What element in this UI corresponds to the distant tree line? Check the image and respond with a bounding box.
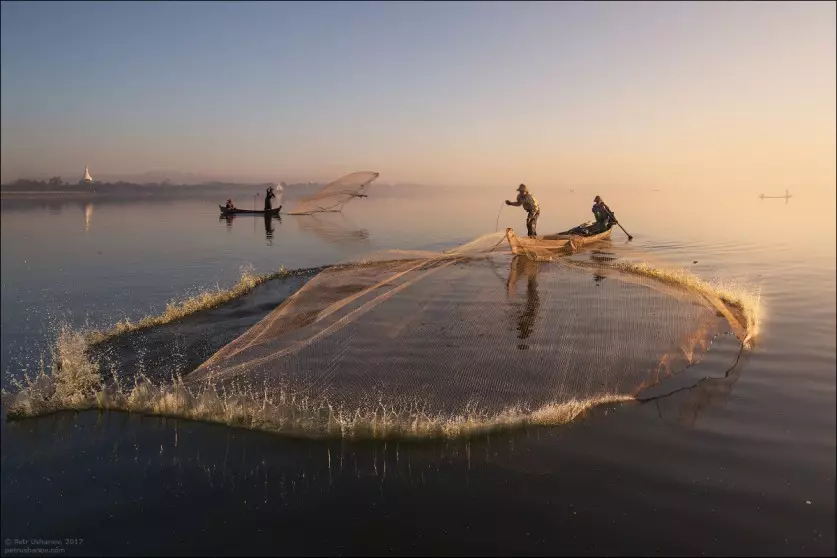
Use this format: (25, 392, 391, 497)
(8, 177, 66, 187)
(0, 178, 299, 199)
(4, 177, 281, 188)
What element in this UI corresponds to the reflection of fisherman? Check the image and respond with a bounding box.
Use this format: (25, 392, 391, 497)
(507, 256, 541, 341)
(591, 195, 616, 232)
(506, 184, 540, 238)
(264, 213, 275, 242)
(264, 186, 276, 211)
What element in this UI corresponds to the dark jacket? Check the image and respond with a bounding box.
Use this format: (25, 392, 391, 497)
(592, 201, 612, 223)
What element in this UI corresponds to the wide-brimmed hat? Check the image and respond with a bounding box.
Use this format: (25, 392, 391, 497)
(517, 184, 528, 192)
(594, 195, 602, 202)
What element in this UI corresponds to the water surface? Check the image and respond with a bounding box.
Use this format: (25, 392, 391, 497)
(1, 186, 834, 555)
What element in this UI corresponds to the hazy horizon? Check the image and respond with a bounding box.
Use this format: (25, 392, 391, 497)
(2, 1, 835, 193)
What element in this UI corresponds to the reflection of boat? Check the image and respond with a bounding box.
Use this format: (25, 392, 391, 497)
(505, 222, 613, 255)
(219, 204, 282, 216)
(219, 212, 281, 229)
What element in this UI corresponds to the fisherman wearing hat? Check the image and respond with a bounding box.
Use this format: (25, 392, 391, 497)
(591, 195, 615, 232)
(505, 184, 541, 238)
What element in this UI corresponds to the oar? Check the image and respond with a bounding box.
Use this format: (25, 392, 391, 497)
(604, 206, 633, 240)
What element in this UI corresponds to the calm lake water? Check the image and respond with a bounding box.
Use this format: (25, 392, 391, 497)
(1, 185, 835, 556)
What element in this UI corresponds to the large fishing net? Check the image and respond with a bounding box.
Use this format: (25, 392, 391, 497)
(3, 231, 757, 440)
(288, 172, 379, 215)
(179, 234, 754, 438)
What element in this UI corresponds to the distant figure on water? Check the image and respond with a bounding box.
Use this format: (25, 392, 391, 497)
(506, 184, 540, 238)
(591, 195, 616, 232)
(265, 186, 276, 211)
(225, 199, 236, 212)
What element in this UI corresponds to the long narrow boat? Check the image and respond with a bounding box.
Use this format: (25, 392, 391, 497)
(219, 204, 282, 216)
(505, 222, 613, 256)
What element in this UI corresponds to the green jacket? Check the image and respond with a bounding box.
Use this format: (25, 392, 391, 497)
(511, 192, 540, 213)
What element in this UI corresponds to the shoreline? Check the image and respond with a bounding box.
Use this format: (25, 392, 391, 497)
(1, 190, 94, 195)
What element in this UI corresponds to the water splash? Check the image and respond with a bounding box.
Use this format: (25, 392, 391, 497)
(560, 258, 762, 347)
(3, 250, 762, 441)
(84, 265, 300, 346)
(3, 331, 633, 440)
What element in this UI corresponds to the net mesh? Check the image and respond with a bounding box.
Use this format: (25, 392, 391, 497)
(289, 172, 379, 215)
(3, 234, 757, 440)
(181, 239, 751, 437)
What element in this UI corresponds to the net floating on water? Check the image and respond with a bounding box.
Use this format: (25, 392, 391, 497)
(179, 242, 753, 438)
(4, 236, 759, 441)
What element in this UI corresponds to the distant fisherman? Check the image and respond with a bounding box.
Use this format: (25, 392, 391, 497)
(264, 186, 276, 211)
(506, 184, 540, 238)
(591, 195, 616, 232)
(225, 198, 236, 211)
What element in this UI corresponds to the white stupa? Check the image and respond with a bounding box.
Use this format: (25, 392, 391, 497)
(80, 164, 93, 184)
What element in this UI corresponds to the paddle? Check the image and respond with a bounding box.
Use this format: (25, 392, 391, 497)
(603, 205, 633, 240)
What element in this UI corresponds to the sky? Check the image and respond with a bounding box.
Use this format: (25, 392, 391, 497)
(1, 1, 835, 191)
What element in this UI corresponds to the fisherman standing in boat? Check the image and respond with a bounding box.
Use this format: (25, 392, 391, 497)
(264, 186, 276, 211)
(506, 184, 540, 238)
(591, 195, 616, 232)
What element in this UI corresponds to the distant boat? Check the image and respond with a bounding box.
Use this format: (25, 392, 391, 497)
(759, 189, 792, 200)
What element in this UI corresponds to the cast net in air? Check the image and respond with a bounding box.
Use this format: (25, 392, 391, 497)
(288, 171, 379, 215)
(179, 236, 756, 439)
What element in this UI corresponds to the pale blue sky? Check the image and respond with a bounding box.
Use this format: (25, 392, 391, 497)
(1, 1, 834, 189)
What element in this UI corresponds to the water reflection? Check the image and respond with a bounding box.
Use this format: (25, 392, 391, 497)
(0, 325, 779, 558)
(0, 345, 755, 506)
(264, 213, 276, 244)
(640, 335, 753, 429)
(84, 203, 94, 231)
(217, 213, 282, 243)
(219, 214, 234, 231)
(293, 213, 370, 247)
(506, 256, 541, 345)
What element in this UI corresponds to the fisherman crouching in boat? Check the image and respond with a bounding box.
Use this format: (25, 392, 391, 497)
(591, 195, 616, 233)
(264, 186, 276, 211)
(506, 184, 541, 238)
(225, 199, 236, 212)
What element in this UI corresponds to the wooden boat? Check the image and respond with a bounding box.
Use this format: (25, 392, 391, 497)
(505, 222, 613, 255)
(219, 204, 282, 216)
